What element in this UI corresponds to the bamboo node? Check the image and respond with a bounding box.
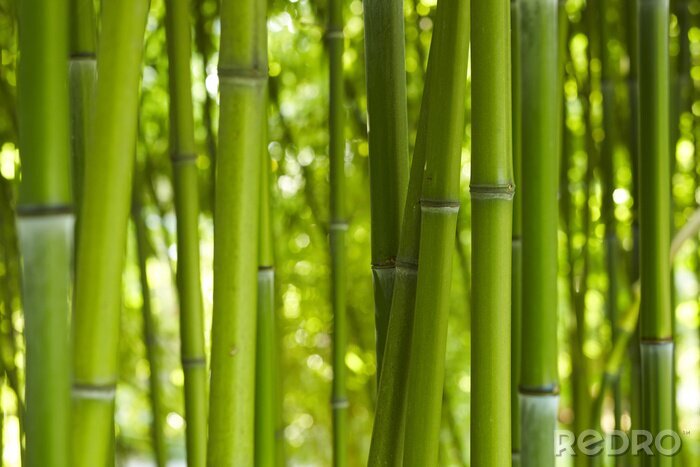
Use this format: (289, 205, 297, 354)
(331, 397, 349, 409)
(181, 356, 206, 369)
(469, 183, 515, 200)
(217, 67, 268, 86)
(420, 199, 460, 214)
(17, 203, 73, 217)
(171, 152, 198, 165)
(330, 221, 349, 231)
(72, 382, 117, 401)
(324, 28, 344, 41)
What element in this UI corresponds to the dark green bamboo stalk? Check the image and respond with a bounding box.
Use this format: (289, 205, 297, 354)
(362, 0, 409, 374)
(511, 0, 523, 464)
(255, 112, 279, 467)
(16, 0, 72, 465)
(401, 0, 469, 463)
(471, 0, 514, 465)
(327, 0, 347, 462)
(133, 185, 168, 467)
(519, 0, 559, 465)
(207, 0, 266, 462)
(163, 1, 208, 465)
(69, 0, 96, 214)
(638, 0, 673, 465)
(70, 1, 149, 465)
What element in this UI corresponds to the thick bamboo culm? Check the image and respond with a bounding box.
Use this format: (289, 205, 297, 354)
(16, 0, 72, 465)
(163, 1, 208, 465)
(402, 0, 470, 463)
(206, 0, 267, 463)
(471, 0, 514, 466)
(510, 0, 523, 464)
(362, 0, 409, 375)
(70, 1, 150, 465)
(519, 0, 559, 465)
(327, 0, 348, 462)
(637, 1, 674, 466)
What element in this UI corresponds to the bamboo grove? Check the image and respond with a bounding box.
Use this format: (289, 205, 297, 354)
(0, 0, 698, 465)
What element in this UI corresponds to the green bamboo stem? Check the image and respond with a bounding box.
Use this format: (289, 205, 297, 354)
(255, 109, 279, 467)
(16, 0, 72, 464)
(471, 0, 514, 465)
(70, 1, 149, 465)
(519, 0, 559, 465)
(133, 186, 168, 467)
(638, 0, 673, 465)
(511, 0, 523, 464)
(163, 1, 208, 464)
(69, 0, 96, 216)
(362, 0, 409, 375)
(327, 0, 347, 462)
(401, 0, 469, 463)
(207, 0, 266, 462)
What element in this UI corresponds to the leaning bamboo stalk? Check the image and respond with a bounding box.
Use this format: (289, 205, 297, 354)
(638, 1, 673, 465)
(362, 0, 409, 374)
(519, 0, 559, 465)
(511, 0, 523, 464)
(401, 0, 470, 463)
(163, 1, 208, 464)
(206, 0, 267, 462)
(326, 0, 348, 462)
(132, 182, 168, 467)
(16, 0, 72, 464)
(70, 0, 150, 465)
(471, 0, 513, 465)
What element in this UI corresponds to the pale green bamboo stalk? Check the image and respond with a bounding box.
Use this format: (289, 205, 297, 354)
(637, 0, 673, 465)
(70, 1, 150, 465)
(401, 0, 470, 463)
(132, 185, 168, 467)
(362, 0, 409, 374)
(471, 0, 514, 465)
(519, 0, 559, 465)
(163, 1, 208, 464)
(327, 0, 347, 462)
(16, 0, 72, 465)
(207, 0, 267, 462)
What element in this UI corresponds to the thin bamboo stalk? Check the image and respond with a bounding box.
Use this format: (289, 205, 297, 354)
(70, 1, 150, 465)
(401, 0, 470, 463)
(519, 0, 559, 465)
(511, 0, 523, 464)
(132, 183, 168, 467)
(68, 0, 96, 215)
(362, 0, 409, 375)
(327, 0, 347, 462)
(471, 0, 513, 465)
(637, 0, 673, 465)
(163, 1, 208, 464)
(206, 0, 267, 462)
(16, 0, 72, 464)
(255, 108, 279, 467)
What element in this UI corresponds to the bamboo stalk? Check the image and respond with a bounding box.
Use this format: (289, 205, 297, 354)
(362, 0, 409, 375)
(70, 1, 150, 465)
(16, 0, 72, 464)
(163, 1, 208, 464)
(132, 183, 168, 467)
(327, 0, 347, 462)
(638, 0, 673, 465)
(519, 0, 559, 465)
(401, 0, 470, 463)
(471, 0, 514, 465)
(207, 0, 267, 462)
(511, 0, 523, 464)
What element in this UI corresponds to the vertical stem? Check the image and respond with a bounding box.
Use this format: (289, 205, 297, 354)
(70, 1, 150, 465)
(16, 0, 72, 464)
(402, 0, 470, 463)
(362, 0, 409, 374)
(519, 0, 560, 465)
(327, 0, 347, 463)
(132, 184, 168, 467)
(638, 0, 673, 465)
(207, 0, 266, 463)
(164, 1, 208, 465)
